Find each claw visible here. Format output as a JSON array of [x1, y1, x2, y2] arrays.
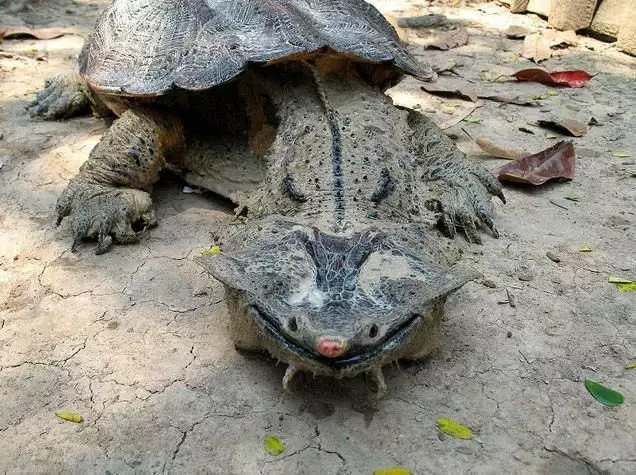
[[282, 365, 299, 391], [365, 367, 387, 398]]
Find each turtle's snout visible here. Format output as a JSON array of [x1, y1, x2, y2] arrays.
[[315, 336, 348, 358]]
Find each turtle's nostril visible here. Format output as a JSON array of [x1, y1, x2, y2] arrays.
[[288, 316, 298, 332], [368, 323, 379, 338], [315, 337, 347, 358]]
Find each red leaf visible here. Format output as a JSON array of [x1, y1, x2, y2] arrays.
[[513, 68, 594, 88], [495, 141, 576, 185]]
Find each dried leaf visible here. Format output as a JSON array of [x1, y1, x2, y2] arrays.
[[513, 68, 594, 88], [475, 138, 524, 160], [522, 33, 552, 62], [505, 25, 530, 39], [0, 26, 79, 40], [549, 30, 578, 48], [584, 380, 624, 407], [426, 27, 469, 51], [495, 140, 575, 186], [55, 410, 84, 423], [579, 246, 593, 252], [478, 93, 539, 106], [436, 417, 473, 440], [263, 435, 285, 456], [608, 276, 633, 284], [373, 468, 412, 475], [612, 151, 630, 158], [437, 103, 478, 130], [536, 118, 588, 137], [201, 245, 221, 256], [421, 81, 477, 102]]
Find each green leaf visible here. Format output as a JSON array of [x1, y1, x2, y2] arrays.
[[608, 276, 633, 284], [55, 410, 84, 423], [436, 417, 473, 440], [626, 361, 636, 369], [617, 282, 636, 292], [463, 116, 481, 123], [584, 380, 624, 407], [578, 246, 593, 252], [200, 245, 221, 256], [263, 435, 285, 456], [546, 134, 558, 139], [612, 151, 630, 158], [373, 468, 412, 475]]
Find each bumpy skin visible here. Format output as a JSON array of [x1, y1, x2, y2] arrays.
[[36, 59, 503, 388], [55, 108, 184, 253]]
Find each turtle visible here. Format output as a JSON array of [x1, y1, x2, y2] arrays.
[[30, 0, 505, 392]]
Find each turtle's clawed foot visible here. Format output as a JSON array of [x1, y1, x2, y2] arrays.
[[431, 165, 504, 244], [29, 72, 91, 120], [56, 179, 156, 255]]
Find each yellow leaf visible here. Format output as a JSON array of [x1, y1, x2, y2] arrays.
[[55, 410, 83, 423], [200, 245, 221, 256], [608, 276, 633, 284], [263, 435, 284, 456], [373, 468, 412, 475], [436, 417, 473, 440], [464, 116, 481, 123], [578, 246, 593, 252], [612, 151, 630, 158], [546, 134, 557, 139], [626, 361, 636, 369], [617, 282, 636, 292]]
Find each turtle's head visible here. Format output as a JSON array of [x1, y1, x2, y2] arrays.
[[197, 219, 477, 380]]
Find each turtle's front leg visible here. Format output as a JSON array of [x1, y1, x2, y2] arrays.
[[56, 108, 184, 254], [29, 72, 96, 120], [407, 110, 505, 243]]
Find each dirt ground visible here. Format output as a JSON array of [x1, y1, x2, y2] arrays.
[[0, 1, 634, 473]]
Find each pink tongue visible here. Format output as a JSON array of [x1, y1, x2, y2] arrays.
[[316, 338, 346, 358]]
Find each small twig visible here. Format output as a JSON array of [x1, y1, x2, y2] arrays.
[[549, 200, 568, 210], [506, 288, 517, 307]]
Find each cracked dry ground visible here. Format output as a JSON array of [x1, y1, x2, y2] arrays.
[[0, 1, 634, 473]]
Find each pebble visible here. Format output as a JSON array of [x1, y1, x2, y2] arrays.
[[518, 270, 534, 282], [507, 331, 512, 338], [481, 279, 496, 288], [396, 14, 447, 28], [546, 251, 561, 263]]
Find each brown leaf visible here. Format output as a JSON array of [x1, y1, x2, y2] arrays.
[[506, 25, 530, 39], [475, 138, 525, 160], [495, 141, 576, 185], [478, 93, 539, 106], [421, 80, 477, 102], [426, 28, 469, 50], [512, 68, 594, 88], [0, 26, 78, 40], [522, 33, 552, 62], [536, 118, 588, 137]]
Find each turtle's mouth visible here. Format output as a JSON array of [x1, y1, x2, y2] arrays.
[[248, 305, 419, 375]]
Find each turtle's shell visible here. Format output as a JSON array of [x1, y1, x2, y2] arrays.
[[79, 0, 434, 96]]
